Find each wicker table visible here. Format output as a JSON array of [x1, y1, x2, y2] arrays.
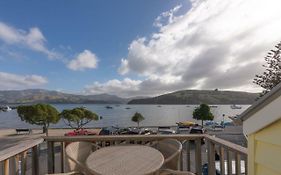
[[86, 145, 164, 175]]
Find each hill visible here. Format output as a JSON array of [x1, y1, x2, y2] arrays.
[[0, 89, 128, 104], [128, 90, 259, 104]]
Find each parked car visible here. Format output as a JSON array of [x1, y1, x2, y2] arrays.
[[190, 126, 206, 134], [158, 129, 176, 135], [190, 126, 206, 144], [64, 129, 97, 136]]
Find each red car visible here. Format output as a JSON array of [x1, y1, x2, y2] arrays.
[[64, 129, 97, 136]]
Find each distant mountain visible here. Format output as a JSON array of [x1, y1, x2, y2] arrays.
[[0, 89, 128, 104], [128, 90, 259, 104]]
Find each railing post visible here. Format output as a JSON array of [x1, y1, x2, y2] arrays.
[[14, 155, 20, 175], [47, 141, 55, 173], [195, 139, 202, 175], [245, 156, 248, 175], [180, 141, 183, 171], [32, 145, 39, 175], [21, 151, 27, 175], [186, 140, 191, 171], [61, 142, 65, 173], [219, 146, 225, 175], [235, 153, 241, 175], [3, 159, 9, 175], [227, 150, 232, 175], [207, 140, 215, 175]]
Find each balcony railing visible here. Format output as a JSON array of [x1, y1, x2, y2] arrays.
[[0, 134, 247, 175]]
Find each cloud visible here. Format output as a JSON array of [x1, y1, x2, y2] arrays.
[[153, 5, 182, 28], [111, 0, 281, 97], [67, 50, 98, 71], [0, 72, 48, 90], [0, 22, 58, 59], [84, 78, 142, 97]]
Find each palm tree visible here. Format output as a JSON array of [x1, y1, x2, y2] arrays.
[[131, 112, 145, 128]]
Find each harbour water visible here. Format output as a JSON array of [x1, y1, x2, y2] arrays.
[[0, 104, 250, 128]]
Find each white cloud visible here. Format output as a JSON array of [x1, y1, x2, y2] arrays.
[[0, 22, 58, 59], [84, 78, 142, 97], [67, 50, 98, 71], [0, 72, 48, 90], [111, 0, 281, 97], [153, 5, 182, 28]]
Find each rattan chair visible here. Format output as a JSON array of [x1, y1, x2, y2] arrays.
[[152, 139, 183, 170], [159, 169, 195, 175], [46, 142, 100, 175]]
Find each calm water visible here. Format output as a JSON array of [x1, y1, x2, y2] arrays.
[[0, 104, 250, 128]]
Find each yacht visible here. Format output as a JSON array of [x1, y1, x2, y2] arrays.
[[230, 104, 242, 109], [2, 106, 12, 112]]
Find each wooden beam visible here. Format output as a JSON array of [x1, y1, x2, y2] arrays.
[[21, 151, 27, 175], [32, 145, 39, 175], [195, 139, 202, 175], [0, 138, 44, 162], [227, 150, 232, 175], [219, 146, 225, 175], [60, 142, 65, 173], [3, 159, 9, 175], [186, 140, 191, 171], [235, 153, 241, 175], [47, 141, 55, 173], [204, 135, 247, 155], [207, 140, 215, 175]]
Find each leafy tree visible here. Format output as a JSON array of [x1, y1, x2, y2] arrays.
[[192, 104, 214, 127], [17, 104, 60, 136], [60, 107, 98, 129], [254, 41, 281, 96], [131, 112, 145, 128]]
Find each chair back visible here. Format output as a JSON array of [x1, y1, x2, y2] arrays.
[[153, 139, 182, 170], [66, 142, 93, 173]]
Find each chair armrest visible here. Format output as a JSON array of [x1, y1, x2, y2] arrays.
[[160, 169, 195, 175], [92, 143, 101, 149], [45, 171, 81, 175]]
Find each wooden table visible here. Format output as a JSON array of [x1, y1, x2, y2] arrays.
[[86, 145, 164, 175]]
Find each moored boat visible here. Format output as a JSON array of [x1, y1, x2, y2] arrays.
[[1, 106, 12, 112], [230, 104, 242, 109]]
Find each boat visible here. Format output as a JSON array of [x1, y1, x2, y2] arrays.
[[2, 106, 12, 112], [125, 107, 131, 109], [176, 121, 196, 127], [230, 104, 242, 109], [157, 105, 162, 107], [228, 115, 242, 125], [209, 105, 218, 108], [105, 106, 113, 109]]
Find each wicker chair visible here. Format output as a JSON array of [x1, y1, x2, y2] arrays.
[[46, 142, 99, 175], [152, 139, 183, 170], [159, 169, 195, 175]]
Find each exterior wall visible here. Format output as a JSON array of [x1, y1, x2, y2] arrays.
[[243, 95, 281, 135], [248, 119, 281, 175]]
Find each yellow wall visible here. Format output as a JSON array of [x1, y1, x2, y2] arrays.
[[248, 119, 281, 175]]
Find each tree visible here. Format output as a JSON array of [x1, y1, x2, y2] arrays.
[[254, 41, 281, 96], [192, 104, 214, 127], [59, 107, 98, 129], [131, 112, 145, 128], [17, 104, 60, 136]]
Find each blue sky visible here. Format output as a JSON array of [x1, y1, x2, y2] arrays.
[[0, 0, 281, 97], [0, 0, 189, 94]]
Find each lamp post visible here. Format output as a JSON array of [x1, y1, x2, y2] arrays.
[[222, 114, 225, 128]]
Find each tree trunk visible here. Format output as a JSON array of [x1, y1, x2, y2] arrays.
[[46, 126, 49, 136], [201, 120, 204, 127], [43, 125, 46, 133], [137, 122, 139, 128], [43, 123, 49, 136]]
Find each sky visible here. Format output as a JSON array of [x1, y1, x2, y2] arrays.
[[0, 0, 281, 97]]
